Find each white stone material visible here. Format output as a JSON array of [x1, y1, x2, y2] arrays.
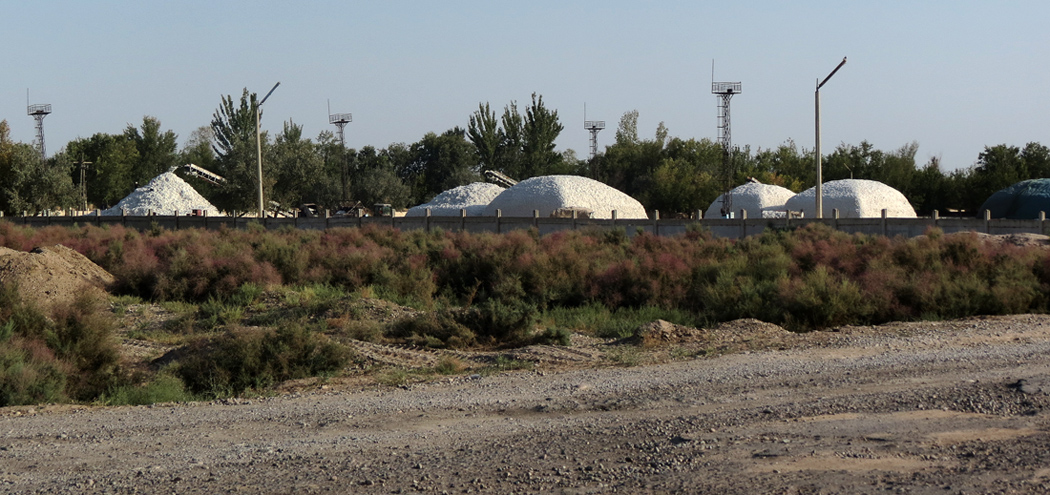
[[483, 175, 648, 219], [783, 179, 917, 218], [101, 172, 220, 216], [705, 182, 796, 219], [406, 182, 505, 217]]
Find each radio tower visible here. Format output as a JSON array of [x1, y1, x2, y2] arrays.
[[712, 63, 741, 217], [588, 103, 604, 159], [328, 100, 353, 202], [27, 91, 51, 160]]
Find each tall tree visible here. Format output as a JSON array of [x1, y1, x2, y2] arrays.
[[521, 93, 565, 177], [124, 116, 178, 185], [210, 89, 267, 212], [65, 133, 139, 208], [467, 102, 500, 171], [0, 120, 75, 214], [405, 128, 479, 204]]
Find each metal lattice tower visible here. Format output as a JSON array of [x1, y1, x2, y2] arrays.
[[27, 102, 51, 160], [329, 112, 352, 148], [584, 120, 605, 160], [712, 80, 741, 217], [329, 105, 352, 202]]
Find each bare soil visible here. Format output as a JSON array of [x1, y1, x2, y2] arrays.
[[3, 314, 1050, 494]]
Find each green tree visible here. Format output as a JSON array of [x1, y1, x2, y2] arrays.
[[467, 102, 500, 171], [0, 121, 77, 214], [210, 89, 268, 213], [404, 128, 479, 204], [65, 133, 139, 209], [124, 116, 178, 186], [270, 120, 332, 209], [520, 93, 566, 177]]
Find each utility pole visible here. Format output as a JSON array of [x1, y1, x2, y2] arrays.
[[76, 158, 93, 211], [815, 57, 847, 219], [256, 82, 280, 218]]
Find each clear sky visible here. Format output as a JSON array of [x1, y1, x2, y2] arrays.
[[3, 1, 1048, 171]]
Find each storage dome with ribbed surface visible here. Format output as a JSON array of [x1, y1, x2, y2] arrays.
[[705, 182, 796, 219], [978, 179, 1050, 219], [406, 182, 505, 217], [784, 179, 916, 218], [483, 175, 648, 219]]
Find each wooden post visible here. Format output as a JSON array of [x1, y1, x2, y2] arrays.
[[881, 208, 888, 237], [495, 209, 502, 234], [740, 209, 748, 238]]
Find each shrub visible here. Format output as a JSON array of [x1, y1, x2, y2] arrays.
[[102, 372, 196, 406], [176, 324, 353, 397]]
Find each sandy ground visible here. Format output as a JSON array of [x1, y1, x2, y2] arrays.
[[4, 314, 1050, 494]]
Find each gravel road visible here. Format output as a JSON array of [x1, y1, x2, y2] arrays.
[[4, 314, 1050, 494]]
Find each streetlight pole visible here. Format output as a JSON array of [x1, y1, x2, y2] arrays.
[[815, 57, 846, 219], [256, 82, 280, 218]]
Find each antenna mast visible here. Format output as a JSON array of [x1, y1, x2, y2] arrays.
[[26, 89, 51, 160], [711, 62, 741, 218]]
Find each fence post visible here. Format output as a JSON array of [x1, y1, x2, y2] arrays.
[[611, 210, 617, 228], [832, 208, 839, 232], [932, 209, 939, 231], [1042, 211, 1047, 235], [95, 210, 101, 226], [881, 209, 888, 236], [533, 210, 539, 229], [653, 210, 660, 236], [460, 208, 466, 231], [572, 209, 578, 231], [740, 209, 748, 238], [984, 209, 992, 234], [496, 209, 502, 234], [425, 208, 432, 233]]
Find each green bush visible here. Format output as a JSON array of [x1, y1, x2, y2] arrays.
[[176, 324, 353, 397], [102, 372, 196, 406]]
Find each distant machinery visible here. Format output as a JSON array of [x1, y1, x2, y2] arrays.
[[712, 63, 741, 217], [27, 91, 51, 160]]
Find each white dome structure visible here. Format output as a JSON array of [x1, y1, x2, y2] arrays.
[[483, 175, 647, 219], [101, 172, 220, 216], [705, 182, 796, 219], [784, 179, 916, 218], [406, 182, 505, 217]]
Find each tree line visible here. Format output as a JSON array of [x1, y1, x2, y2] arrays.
[[1, 90, 1047, 217]]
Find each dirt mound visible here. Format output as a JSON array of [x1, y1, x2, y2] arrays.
[[630, 319, 703, 347], [0, 245, 114, 311], [708, 318, 791, 343]]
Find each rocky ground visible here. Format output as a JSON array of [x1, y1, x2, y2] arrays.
[[3, 313, 1050, 494]]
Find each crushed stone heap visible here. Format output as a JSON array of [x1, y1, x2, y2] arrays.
[[101, 172, 220, 216], [705, 182, 796, 219], [483, 175, 648, 219], [784, 179, 917, 218], [406, 182, 506, 217]]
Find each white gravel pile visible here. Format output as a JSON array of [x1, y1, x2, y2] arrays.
[[705, 182, 796, 219], [483, 175, 648, 219], [101, 172, 220, 216], [783, 179, 916, 218], [406, 182, 505, 217]]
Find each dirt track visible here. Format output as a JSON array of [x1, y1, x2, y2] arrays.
[[4, 314, 1050, 494]]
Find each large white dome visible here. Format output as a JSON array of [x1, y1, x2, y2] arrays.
[[784, 179, 916, 218], [483, 175, 647, 219], [705, 182, 796, 219], [406, 182, 505, 217]]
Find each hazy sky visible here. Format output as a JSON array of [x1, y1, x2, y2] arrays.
[[3, 1, 1047, 171]]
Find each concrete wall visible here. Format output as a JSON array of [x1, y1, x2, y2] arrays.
[[7, 211, 1050, 239]]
